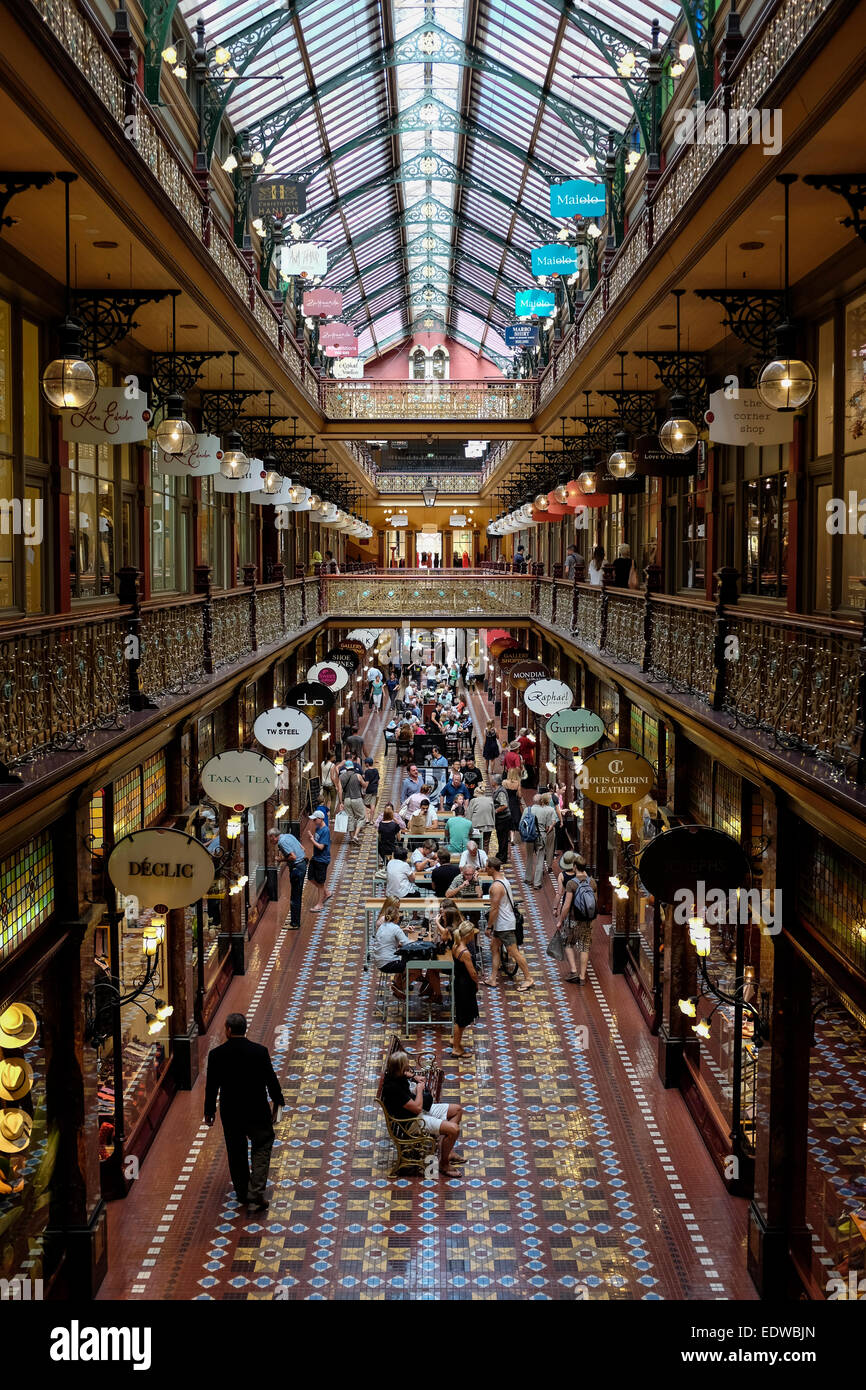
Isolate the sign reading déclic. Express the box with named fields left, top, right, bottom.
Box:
left=107, top=828, right=215, bottom=909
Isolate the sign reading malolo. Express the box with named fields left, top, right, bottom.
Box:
left=107, top=828, right=214, bottom=909
left=62, top=387, right=151, bottom=445
left=705, top=390, right=795, bottom=446
left=523, top=678, right=574, bottom=714
left=530, top=245, right=587, bottom=277
left=515, top=289, right=556, bottom=317
left=200, top=750, right=279, bottom=809
left=549, top=180, right=606, bottom=218
left=546, top=707, right=606, bottom=750
left=253, top=706, right=314, bottom=752
left=578, top=748, right=655, bottom=809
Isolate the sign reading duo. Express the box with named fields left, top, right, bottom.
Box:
left=107, top=828, right=215, bottom=910
left=284, top=681, right=337, bottom=722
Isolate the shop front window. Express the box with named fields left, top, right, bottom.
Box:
left=742, top=447, right=788, bottom=599
left=680, top=478, right=706, bottom=590
left=0, top=977, right=53, bottom=1289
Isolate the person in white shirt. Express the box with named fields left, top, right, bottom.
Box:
left=410, top=840, right=438, bottom=873
left=527, top=792, right=560, bottom=889
left=588, top=545, right=605, bottom=586
left=459, top=839, right=488, bottom=871
left=425, top=662, right=438, bottom=690
left=385, top=849, right=420, bottom=899
left=372, top=898, right=415, bottom=996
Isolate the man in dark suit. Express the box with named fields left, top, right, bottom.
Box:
left=204, top=1012, right=285, bottom=1213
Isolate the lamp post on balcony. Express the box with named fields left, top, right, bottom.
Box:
left=421, top=477, right=437, bottom=508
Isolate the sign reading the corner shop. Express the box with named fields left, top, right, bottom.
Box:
left=523, top=678, right=574, bottom=714
left=704, top=390, right=795, bottom=446
left=200, top=751, right=279, bottom=809
left=253, top=706, right=314, bottom=752
left=107, top=828, right=214, bottom=909
left=549, top=180, right=606, bottom=218
left=62, top=387, right=151, bottom=445
left=578, top=748, right=655, bottom=809
left=546, top=707, right=606, bottom=750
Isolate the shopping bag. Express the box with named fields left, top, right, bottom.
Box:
left=546, top=927, right=565, bottom=961
left=333, top=810, right=349, bottom=834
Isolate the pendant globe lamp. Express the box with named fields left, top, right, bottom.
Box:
left=220, top=352, right=250, bottom=478
left=577, top=395, right=599, bottom=492
left=757, top=174, right=816, bottom=412
left=154, top=292, right=194, bottom=455
left=608, top=353, right=636, bottom=476
left=41, top=173, right=98, bottom=410
left=659, top=291, right=699, bottom=454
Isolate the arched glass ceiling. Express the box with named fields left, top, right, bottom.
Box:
left=179, top=0, right=683, bottom=366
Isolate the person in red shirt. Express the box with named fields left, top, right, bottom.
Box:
left=517, top=727, right=537, bottom=789
left=502, top=741, right=524, bottom=830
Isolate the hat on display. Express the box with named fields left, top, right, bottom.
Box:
left=0, top=1059, right=34, bottom=1103
left=0, top=1003, right=38, bottom=1048
left=559, top=850, right=578, bottom=872
left=0, top=1108, right=32, bottom=1154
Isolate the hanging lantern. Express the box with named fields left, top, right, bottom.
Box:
left=576, top=469, right=597, bottom=494
left=534, top=492, right=549, bottom=511
left=155, top=393, right=195, bottom=455
left=607, top=430, right=635, bottom=477
left=220, top=430, right=249, bottom=478
left=756, top=331, right=816, bottom=412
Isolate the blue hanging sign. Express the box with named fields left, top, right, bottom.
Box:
left=531, top=244, right=579, bottom=277
left=515, top=289, right=556, bottom=317
left=505, top=324, right=539, bottom=349
left=549, top=180, right=606, bottom=218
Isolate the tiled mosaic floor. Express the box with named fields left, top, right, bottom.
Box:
left=98, top=697, right=756, bottom=1301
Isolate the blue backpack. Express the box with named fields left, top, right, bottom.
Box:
left=519, top=807, right=540, bottom=843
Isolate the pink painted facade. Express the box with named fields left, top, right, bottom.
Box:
left=363, top=334, right=504, bottom=380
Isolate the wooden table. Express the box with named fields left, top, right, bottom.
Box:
left=364, top=896, right=490, bottom=967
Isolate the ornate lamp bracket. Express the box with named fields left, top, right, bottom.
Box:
left=0, top=171, right=55, bottom=232
left=150, top=351, right=225, bottom=406
left=71, top=291, right=171, bottom=358
left=694, top=290, right=785, bottom=358
left=802, top=175, right=866, bottom=244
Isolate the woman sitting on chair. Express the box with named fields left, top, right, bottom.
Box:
left=380, top=1050, right=464, bottom=1175
left=372, top=897, right=414, bottom=997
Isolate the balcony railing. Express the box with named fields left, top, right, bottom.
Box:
left=319, top=380, right=537, bottom=422
left=376, top=473, right=482, bottom=494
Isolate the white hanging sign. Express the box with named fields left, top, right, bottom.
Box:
left=200, top=750, right=279, bottom=809
left=62, top=387, right=151, bottom=445
left=704, top=390, right=795, bottom=446
left=250, top=477, right=294, bottom=505
left=213, top=457, right=263, bottom=493
left=280, top=242, right=328, bottom=278
left=523, top=678, right=574, bottom=714
left=332, top=357, right=364, bottom=379
left=253, top=706, right=314, bottom=752
left=306, top=660, right=349, bottom=692
left=153, top=433, right=223, bottom=477
left=107, top=828, right=214, bottom=909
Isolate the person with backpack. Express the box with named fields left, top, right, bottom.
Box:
left=483, top=857, right=534, bottom=992
left=491, top=774, right=513, bottom=863
left=554, top=850, right=597, bottom=984
left=526, top=792, right=560, bottom=888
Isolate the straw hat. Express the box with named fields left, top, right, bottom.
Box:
left=0, top=1108, right=32, bottom=1153
left=559, top=850, right=579, bottom=872
left=0, top=1004, right=37, bottom=1048
left=0, top=1059, right=34, bottom=1103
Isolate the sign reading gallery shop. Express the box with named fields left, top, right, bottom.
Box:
left=522, top=678, right=574, bottom=714
left=577, top=748, right=655, bottom=809
left=549, top=180, right=606, bottom=218
left=545, top=707, right=606, bottom=750
left=107, top=828, right=215, bottom=909
left=253, top=706, right=314, bottom=752
left=200, top=750, right=279, bottom=809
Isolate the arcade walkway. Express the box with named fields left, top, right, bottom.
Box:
left=98, top=699, right=756, bottom=1302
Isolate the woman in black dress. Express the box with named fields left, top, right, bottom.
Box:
left=447, top=915, right=480, bottom=1057
left=482, top=719, right=500, bottom=777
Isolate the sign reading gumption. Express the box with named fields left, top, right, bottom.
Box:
left=545, top=707, right=606, bottom=750
left=578, top=748, right=655, bottom=810
left=704, top=390, right=795, bottom=446
left=107, top=829, right=215, bottom=909
left=280, top=242, right=328, bottom=278
left=549, top=180, right=606, bottom=218
left=253, top=706, right=314, bottom=752
left=200, top=751, right=279, bottom=809
left=522, top=678, right=574, bottom=714
left=61, top=388, right=151, bottom=445
left=153, top=433, right=223, bottom=477
left=306, top=660, right=349, bottom=692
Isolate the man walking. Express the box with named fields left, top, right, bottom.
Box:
left=269, top=827, right=306, bottom=928
left=491, top=774, right=512, bottom=863
left=204, top=1012, right=285, bottom=1213
left=306, top=809, right=332, bottom=908
left=484, top=857, right=534, bottom=992
left=528, top=792, right=559, bottom=889
left=339, top=759, right=367, bottom=844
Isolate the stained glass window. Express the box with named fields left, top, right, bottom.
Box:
left=0, top=832, right=54, bottom=963
left=629, top=706, right=643, bottom=755
left=113, top=768, right=142, bottom=842
left=713, top=764, right=742, bottom=841
left=643, top=715, right=659, bottom=775
left=89, top=788, right=105, bottom=854
left=198, top=715, right=214, bottom=768
left=143, top=752, right=167, bottom=825
left=797, top=825, right=866, bottom=975
left=687, top=746, right=712, bottom=824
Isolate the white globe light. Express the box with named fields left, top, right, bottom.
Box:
left=155, top=395, right=195, bottom=455
left=756, top=356, right=816, bottom=412
left=576, top=470, right=597, bottom=494
left=658, top=415, right=699, bottom=455
left=608, top=450, right=635, bottom=478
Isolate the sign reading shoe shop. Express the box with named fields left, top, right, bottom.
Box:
left=107, top=828, right=215, bottom=908
left=577, top=748, right=655, bottom=809
left=200, top=751, right=279, bottom=809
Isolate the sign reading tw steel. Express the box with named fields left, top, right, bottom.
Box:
left=578, top=748, right=655, bottom=809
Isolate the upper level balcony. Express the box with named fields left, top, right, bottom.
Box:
left=319, top=380, right=537, bottom=435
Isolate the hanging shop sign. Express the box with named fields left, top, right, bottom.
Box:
left=200, top=750, right=279, bottom=809
left=633, top=433, right=698, bottom=477
left=391, top=513, right=408, bottom=526
left=251, top=178, right=306, bottom=220
left=61, top=387, right=151, bottom=445
left=508, top=659, right=551, bottom=690
left=340, top=638, right=370, bottom=656
left=325, top=647, right=360, bottom=672
left=253, top=706, right=315, bottom=752
left=545, top=707, right=606, bottom=750
left=523, top=678, right=574, bottom=714
left=515, top=289, right=556, bottom=317
left=306, top=660, right=349, bottom=691
left=704, top=390, right=795, bottom=446
left=449, top=514, right=467, bottom=526
left=214, top=458, right=261, bottom=493
left=530, top=244, right=587, bottom=277
left=280, top=242, right=328, bottom=278
left=464, top=440, right=488, bottom=457
left=251, top=477, right=294, bottom=505
left=549, top=179, right=606, bottom=218
left=488, top=637, right=518, bottom=658
left=302, top=288, right=343, bottom=317
left=325, top=340, right=359, bottom=358
left=319, top=322, right=355, bottom=344
left=107, top=828, right=215, bottom=909
left=153, top=433, right=223, bottom=477
left=505, top=325, right=539, bottom=349
left=498, top=647, right=533, bottom=670
left=332, top=357, right=364, bottom=379
left=284, top=681, right=337, bottom=721
left=577, top=748, right=655, bottom=809
left=637, top=824, right=752, bottom=902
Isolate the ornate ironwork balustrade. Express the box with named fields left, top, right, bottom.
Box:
left=319, top=381, right=536, bottom=422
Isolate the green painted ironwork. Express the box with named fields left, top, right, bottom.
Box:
left=326, top=197, right=533, bottom=279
